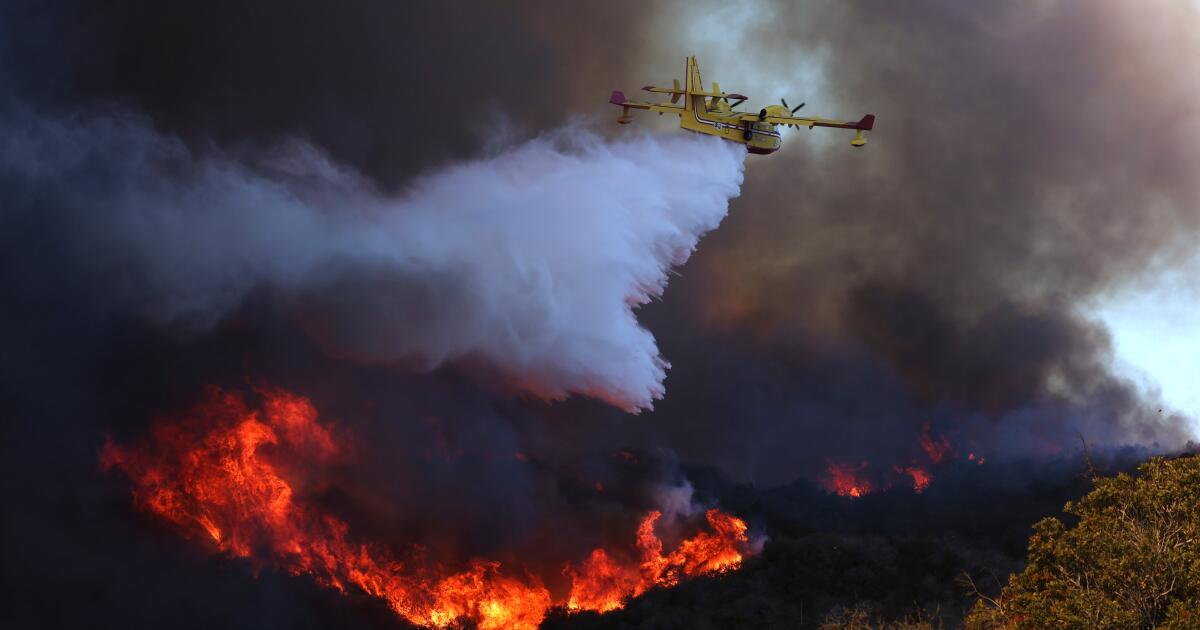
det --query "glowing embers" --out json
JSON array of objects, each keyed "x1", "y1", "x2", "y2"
[
  {"x1": 101, "y1": 386, "x2": 751, "y2": 629},
  {"x1": 918, "y1": 421, "x2": 952, "y2": 464},
  {"x1": 823, "y1": 461, "x2": 874, "y2": 497},
  {"x1": 893, "y1": 465, "x2": 933, "y2": 494},
  {"x1": 821, "y1": 423, "x2": 984, "y2": 498}
]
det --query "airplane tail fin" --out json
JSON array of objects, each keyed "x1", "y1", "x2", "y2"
[
  {"x1": 609, "y1": 91, "x2": 635, "y2": 124},
  {"x1": 685, "y1": 56, "x2": 701, "y2": 95},
  {"x1": 850, "y1": 115, "x2": 874, "y2": 147}
]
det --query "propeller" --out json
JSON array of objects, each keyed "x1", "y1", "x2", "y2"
[
  {"x1": 723, "y1": 92, "x2": 749, "y2": 110},
  {"x1": 781, "y1": 98, "x2": 805, "y2": 113}
]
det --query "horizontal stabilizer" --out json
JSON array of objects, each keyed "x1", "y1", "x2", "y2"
[
  {"x1": 642, "y1": 85, "x2": 685, "y2": 94},
  {"x1": 643, "y1": 80, "x2": 688, "y2": 104},
  {"x1": 692, "y1": 91, "x2": 748, "y2": 100},
  {"x1": 641, "y1": 86, "x2": 747, "y2": 100}
]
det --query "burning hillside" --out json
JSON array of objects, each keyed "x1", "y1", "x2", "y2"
[
  {"x1": 101, "y1": 386, "x2": 752, "y2": 629},
  {"x1": 820, "y1": 423, "x2": 984, "y2": 498}
]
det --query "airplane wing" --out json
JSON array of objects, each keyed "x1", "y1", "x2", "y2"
[
  {"x1": 738, "y1": 112, "x2": 875, "y2": 146},
  {"x1": 737, "y1": 112, "x2": 875, "y2": 131}
]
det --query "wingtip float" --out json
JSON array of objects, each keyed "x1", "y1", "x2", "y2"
[{"x1": 610, "y1": 56, "x2": 875, "y2": 153}]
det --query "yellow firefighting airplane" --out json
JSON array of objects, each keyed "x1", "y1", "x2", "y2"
[{"x1": 610, "y1": 56, "x2": 875, "y2": 154}]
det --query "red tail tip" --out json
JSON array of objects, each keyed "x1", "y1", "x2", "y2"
[
  {"x1": 858, "y1": 114, "x2": 875, "y2": 130},
  {"x1": 609, "y1": 90, "x2": 627, "y2": 105}
]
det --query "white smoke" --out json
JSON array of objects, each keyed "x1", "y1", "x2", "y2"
[{"x1": 1, "y1": 109, "x2": 745, "y2": 411}]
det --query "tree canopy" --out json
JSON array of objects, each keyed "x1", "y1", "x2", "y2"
[{"x1": 966, "y1": 455, "x2": 1200, "y2": 629}]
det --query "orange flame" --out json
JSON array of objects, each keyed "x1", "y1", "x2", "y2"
[
  {"x1": 823, "y1": 461, "x2": 874, "y2": 498},
  {"x1": 565, "y1": 508, "x2": 747, "y2": 612},
  {"x1": 918, "y1": 422, "x2": 953, "y2": 464},
  {"x1": 893, "y1": 465, "x2": 933, "y2": 493},
  {"x1": 820, "y1": 425, "x2": 979, "y2": 497},
  {"x1": 101, "y1": 386, "x2": 750, "y2": 629}
]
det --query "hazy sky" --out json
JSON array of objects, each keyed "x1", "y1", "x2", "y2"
[{"x1": 1093, "y1": 258, "x2": 1200, "y2": 433}]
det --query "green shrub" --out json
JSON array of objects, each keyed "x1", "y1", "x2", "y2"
[{"x1": 966, "y1": 456, "x2": 1200, "y2": 629}]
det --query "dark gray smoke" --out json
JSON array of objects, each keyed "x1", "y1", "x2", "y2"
[{"x1": 570, "y1": 0, "x2": 1199, "y2": 482}]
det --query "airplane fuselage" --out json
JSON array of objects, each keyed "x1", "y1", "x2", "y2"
[{"x1": 679, "y1": 95, "x2": 782, "y2": 155}]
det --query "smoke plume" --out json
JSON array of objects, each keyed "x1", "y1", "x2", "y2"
[{"x1": 0, "y1": 109, "x2": 744, "y2": 411}]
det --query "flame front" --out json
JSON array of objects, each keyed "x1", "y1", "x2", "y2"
[
  {"x1": 101, "y1": 386, "x2": 751, "y2": 629},
  {"x1": 565, "y1": 509, "x2": 747, "y2": 612},
  {"x1": 893, "y1": 465, "x2": 932, "y2": 493},
  {"x1": 918, "y1": 421, "x2": 953, "y2": 464},
  {"x1": 821, "y1": 423, "x2": 983, "y2": 498},
  {"x1": 823, "y1": 461, "x2": 874, "y2": 497}
]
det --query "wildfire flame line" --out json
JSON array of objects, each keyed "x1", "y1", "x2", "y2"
[
  {"x1": 101, "y1": 386, "x2": 751, "y2": 629},
  {"x1": 824, "y1": 461, "x2": 874, "y2": 498},
  {"x1": 918, "y1": 421, "x2": 953, "y2": 464},
  {"x1": 822, "y1": 422, "x2": 984, "y2": 498}
]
